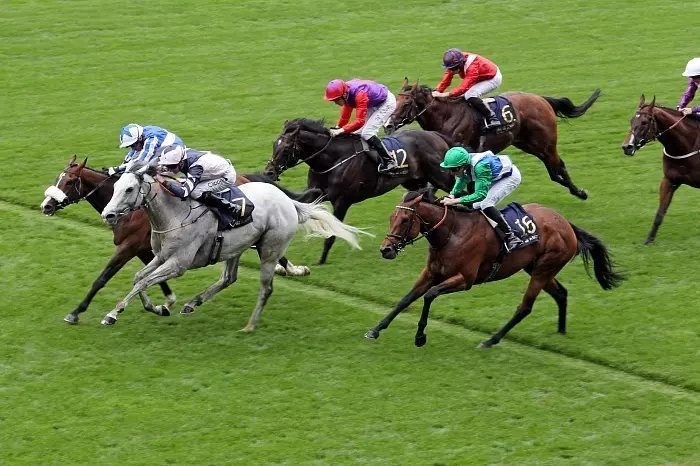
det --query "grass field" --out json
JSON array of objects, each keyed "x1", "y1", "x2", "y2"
[{"x1": 2, "y1": 0, "x2": 700, "y2": 464}]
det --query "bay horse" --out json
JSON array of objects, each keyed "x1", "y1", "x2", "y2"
[
  {"x1": 386, "y1": 79, "x2": 602, "y2": 200},
  {"x1": 263, "y1": 118, "x2": 456, "y2": 264},
  {"x1": 622, "y1": 95, "x2": 700, "y2": 244},
  {"x1": 41, "y1": 156, "x2": 322, "y2": 324},
  {"x1": 365, "y1": 189, "x2": 624, "y2": 348}
]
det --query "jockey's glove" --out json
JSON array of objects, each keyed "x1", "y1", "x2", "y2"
[{"x1": 106, "y1": 167, "x2": 118, "y2": 176}]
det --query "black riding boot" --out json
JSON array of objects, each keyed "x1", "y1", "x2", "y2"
[
  {"x1": 483, "y1": 206, "x2": 523, "y2": 253},
  {"x1": 367, "y1": 136, "x2": 403, "y2": 176},
  {"x1": 467, "y1": 97, "x2": 501, "y2": 130},
  {"x1": 200, "y1": 192, "x2": 240, "y2": 218}
]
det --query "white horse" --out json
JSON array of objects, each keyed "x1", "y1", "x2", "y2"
[{"x1": 100, "y1": 163, "x2": 372, "y2": 331}]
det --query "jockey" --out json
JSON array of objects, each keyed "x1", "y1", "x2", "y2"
[
  {"x1": 432, "y1": 48, "x2": 502, "y2": 130},
  {"x1": 439, "y1": 146, "x2": 523, "y2": 252},
  {"x1": 106, "y1": 124, "x2": 184, "y2": 176},
  {"x1": 678, "y1": 58, "x2": 700, "y2": 115},
  {"x1": 324, "y1": 78, "x2": 403, "y2": 176},
  {"x1": 157, "y1": 144, "x2": 243, "y2": 222}
]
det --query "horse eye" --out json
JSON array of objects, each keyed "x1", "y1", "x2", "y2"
[
  {"x1": 66, "y1": 179, "x2": 73, "y2": 185},
  {"x1": 125, "y1": 187, "x2": 134, "y2": 193}
]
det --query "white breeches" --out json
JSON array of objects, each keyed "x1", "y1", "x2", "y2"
[
  {"x1": 463, "y1": 69, "x2": 503, "y2": 100},
  {"x1": 353, "y1": 92, "x2": 397, "y2": 140},
  {"x1": 190, "y1": 166, "x2": 237, "y2": 199},
  {"x1": 472, "y1": 165, "x2": 521, "y2": 209}
]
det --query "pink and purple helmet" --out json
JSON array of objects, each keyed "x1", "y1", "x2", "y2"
[
  {"x1": 324, "y1": 79, "x2": 348, "y2": 101},
  {"x1": 442, "y1": 48, "x2": 465, "y2": 70}
]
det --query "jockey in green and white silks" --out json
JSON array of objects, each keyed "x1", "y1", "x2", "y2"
[{"x1": 440, "y1": 146, "x2": 523, "y2": 252}]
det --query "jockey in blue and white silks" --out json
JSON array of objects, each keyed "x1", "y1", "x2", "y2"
[{"x1": 107, "y1": 124, "x2": 184, "y2": 175}]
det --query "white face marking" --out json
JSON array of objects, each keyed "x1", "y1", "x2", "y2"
[
  {"x1": 635, "y1": 114, "x2": 640, "y2": 119},
  {"x1": 277, "y1": 139, "x2": 282, "y2": 146}
]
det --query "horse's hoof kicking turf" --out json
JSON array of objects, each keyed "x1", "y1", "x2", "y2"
[
  {"x1": 415, "y1": 334, "x2": 427, "y2": 347},
  {"x1": 101, "y1": 316, "x2": 117, "y2": 326},
  {"x1": 180, "y1": 305, "x2": 195, "y2": 315},
  {"x1": 64, "y1": 314, "x2": 79, "y2": 325},
  {"x1": 364, "y1": 329, "x2": 379, "y2": 339}
]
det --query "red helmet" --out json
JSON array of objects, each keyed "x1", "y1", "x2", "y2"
[
  {"x1": 324, "y1": 79, "x2": 348, "y2": 101},
  {"x1": 442, "y1": 48, "x2": 465, "y2": 70}
]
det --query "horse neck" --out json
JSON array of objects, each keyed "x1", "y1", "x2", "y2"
[
  {"x1": 142, "y1": 180, "x2": 193, "y2": 232},
  {"x1": 80, "y1": 167, "x2": 115, "y2": 213},
  {"x1": 655, "y1": 108, "x2": 700, "y2": 154},
  {"x1": 417, "y1": 201, "x2": 465, "y2": 248},
  {"x1": 417, "y1": 95, "x2": 464, "y2": 133},
  {"x1": 298, "y1": 130, "x2": 341, "y2": 172}
]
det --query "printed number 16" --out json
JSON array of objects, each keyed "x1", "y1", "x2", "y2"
[{"x1": 514, "y1": 216, "x2": 536, "y2": 235}]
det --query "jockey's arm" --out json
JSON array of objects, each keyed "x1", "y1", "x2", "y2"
[
  {"x1": 337, "y1": 104, "x2": 353, "y2": 128},
  {"x1": 457, "y1": 164, "x2": 493, "y2": 204},
  {"x1": 341, "y1": 92, "x2": 369, "y2": 133},
  {"x1": 163, "y1": 167, "x2": 203, "y2": 198},
  {"x1": 679, "y1": 79, "x2": 697, "y2": 108},
  {"x1": 114, "y1": 149, "x2": 136, "y2": 172},
  {"x1": 450, "y1": 175, "x2": 469, "y2": 196},
  {"x1": 449, "y1": 66, "x2": 479, "y2": 98},
  {"x1": 435, "y1": 70, "x2": 454, "y2": 93}
]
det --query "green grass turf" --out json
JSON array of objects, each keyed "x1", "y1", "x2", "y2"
[{"x1": 2, "y1": 0, "x2": 700, "y2": 464}]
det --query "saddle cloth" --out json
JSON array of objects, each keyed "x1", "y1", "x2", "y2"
[
  {"x1": 482, "y1": 202, "x2": 539, "y2": 251},
  {"x1": 482, "y1": 95, "x2": 517, "y2": 132},
  {"x1": 208, "y1": 186, "x2": 255, "y2": 231}
]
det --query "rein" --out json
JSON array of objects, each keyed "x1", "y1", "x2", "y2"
[
  {"x1": 149, "y1": 176, "x2": 209, "y2": 234},
  {"x1": 638, "y1": 110, "x2": 700, "y2": 158},
  {"x1": 386, "y1": 204, "x2": 450, "y2": 251},
  {"x1": 270, "y1": 131, "x2": 359, "y2": 176},
  {"x1": 392, "y1": 91, "x2": 434, "y2": 131}
]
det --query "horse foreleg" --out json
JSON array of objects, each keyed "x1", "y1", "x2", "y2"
[
  {"x1": 414, "y1": 274, "x2": 468, "y2": 347},
  {"x1": 101, "y1": 258, "x2": 186, "y2": 326},
  {"x1": 240, "y1": 258, "x2": 277, "y2": 333},
  {"x1": 318, "y1": 200, "x2": 350, "y2": 265},
  {"x1": 645, "y1": 177, "x2": 679, "y2": 245},
  {"x1": 181, "y1": 256, "x2": 240, "y2": 315},
  {"x1": 478, "y1": 272, "x2": 549, "y2": 348},
  {"x1": 137, "y1": 251, "x2": 176, "y2": 316},
  {"x1": 365, "y1": 268, "x2": 436, "y2": 340},
  {"x1": 64, "y1": 244, "x2": 136, "y2": 324}
]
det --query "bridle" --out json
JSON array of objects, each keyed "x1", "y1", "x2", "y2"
[
  {"x1": 631, "y1": 107, "x2": 689, "y2": 151},
  {"x1": 385, "y1": 204, "x2": 450, "y2": 252},
  {"x1": 268, "y1": 130, "x2": 334, "y2": 177},
  {"x1": 50, "y1": 167, "x2": 113, "y2": 211},
  {"x1": 390, "y1": 89, "x2": 434, "y2": 132}
]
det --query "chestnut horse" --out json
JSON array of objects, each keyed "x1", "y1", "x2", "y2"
[
  {"x1": 41, "y1": 156, "x2": 321, "y2": 324},
  {"x1": 365, "y1": 189, "x2": 623, "y2": 348},
  {"x1": 386, "y1": 79, "x2": 601, "y2": 200},
  {"x1": 622, "y1": 95, "x2": 700, "y2": 244}
]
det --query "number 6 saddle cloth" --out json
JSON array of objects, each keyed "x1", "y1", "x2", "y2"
[
  {"x1": 482, "y1": 202, "x2": 540, "y2": 251},
  {"x1": 482, "y1": 95, "x2": 517, "y2": 133}
]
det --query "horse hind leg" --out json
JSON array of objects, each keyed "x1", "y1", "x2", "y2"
[
  {"x1": 274, "y1": 256, "x2": 311, "y2": 277},
  {"x1": 523, "y1": 264, "x2": 568, "y2": 334},
  {"x1": 513, "y1": 140, "x2": 588, "y2": 200},
  {"x1": 180, "y1": 256, "x2": 240, "y2": 315},
  {"x1": 240, "y1": 258, "x2": 277, "y2": 333}
]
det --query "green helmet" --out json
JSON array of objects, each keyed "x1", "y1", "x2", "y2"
[{"x1": 440, "y1": 147, "x2": 471, "y2": 169}]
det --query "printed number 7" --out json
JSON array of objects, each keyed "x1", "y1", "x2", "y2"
[{"x1": 514, "y1": 216, "x2": 536, "y2": 235}]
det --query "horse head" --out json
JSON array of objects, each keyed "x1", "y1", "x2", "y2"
[
  {"x1": 101, "y1": 163, "x2": 154, "y2": 225},
  {"x1": 264, "y1": 118, "x2": 331, "y2": 180},
  {"x1": 386, "y1": 78, "x2": 432, "y2": 134},
  {"x1": 622, "y1": 95, "x2": 659, "y2": 156},
  {"x1": 41, "y1": 155, "x2": 90, "y2": 215}
]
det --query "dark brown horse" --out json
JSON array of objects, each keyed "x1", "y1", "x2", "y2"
[
  {"x1": 386, "y1": 79, "x2": 602, "y2": 200},
  {"x1": 263, "y1": 118, "x2": 456, "y2": 264},
  {"x1": 41, "y1": 156, "x2": 321, "y2": 324},
  {"x1": 365, "y1": 189, "x2": 623, "y2": 348},
  {"x1": 622, "y1": 95, "x2": 700, "y2": 244}
]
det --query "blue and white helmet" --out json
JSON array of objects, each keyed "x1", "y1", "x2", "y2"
[
  {"x1": 119, "y1": 123, "x2": 144, "y2": 148},
  {"x1": 158, "y1": 144, "x2": 186, "y2": 166}
]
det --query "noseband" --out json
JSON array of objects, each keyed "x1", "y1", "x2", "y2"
[
  {"x1": 385, "y1": 204, "x2": 449, "y2": 252},
  {"x1": 50, "y1": 169, "x2": 112, "y2": 211}
]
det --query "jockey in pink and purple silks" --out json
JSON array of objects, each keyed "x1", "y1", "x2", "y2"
[{"x1": 678, "y1": 58, "x2": 700, "y2": 115}]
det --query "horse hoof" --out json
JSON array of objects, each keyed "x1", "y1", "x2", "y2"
[
  {"x1": 274, "y1": 264, "x2": 287, "y2": 276},
  {"x1": 577, "y1": 189, "x2": 589, "y2": 200},
  {"x1": 415, "y1": 334, "x2": 427, "y2": 347},
  {"x1": 180, "y1": 304, "x2": 195, "y2": 315},
  {"x1": 239, "y1": 326, "x2": 255, "y2": 333},
  {"x1": 64, "y1": 314, "x2": 79, "y2": 325},
  {"x1": 297, "y1": 266, "x2": 311, "y2": 276},
  {"x1": 364, "y1": 329, "x2": 380, "y2": 339},
  {"x1": 155, "y1": 305, "x2": 171, "y2": 317},
  {"x1": 477, "y1": 341, "x2": 493, "y2": 349},
  {"x1": 643, "y1": 239, "x2": 655, "y2": 246},
  {"x1": 101, "y1": 316, "x2": 117, "y2": 326}
]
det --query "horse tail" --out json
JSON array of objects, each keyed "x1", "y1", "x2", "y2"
[
  {"x1": 291, "y1": 199, "x2": 374, "y2": 249},
  {"x1": 569, "y1": 222, "x2": 625, "y2": 290},
  {"x1": 242, "y1": 172, "x2": 324, "y2": 203},
  {"x1": 543, "y1": 88, "x2": 602, "y2": 118}
]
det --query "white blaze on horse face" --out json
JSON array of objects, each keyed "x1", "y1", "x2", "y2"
[{"x1": 40, "y1": 173, "x2": 68, "y2": 210}]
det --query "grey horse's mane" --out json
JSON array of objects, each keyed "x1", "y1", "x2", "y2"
[{"x1": 125, "y1": 162, "x2": 158, "y2": 176}]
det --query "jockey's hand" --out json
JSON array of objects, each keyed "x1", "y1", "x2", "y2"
[
  {"x1": 680, "y1": 107, "x2": 693, "y2": 115},
  {"x1": 440, "y1": 197, "x2": 461, "y2": 206},
  {"x1": 432, "y1": 91, "x2": 450, "y2": 98},
  {"x1": 329, "y1": 128, "x2": 345, "y2": 137},
  {"x1": 105, "y1": 167, "x2": 118, "y2": 176}
]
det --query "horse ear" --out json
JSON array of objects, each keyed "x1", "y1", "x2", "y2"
[
  {"x1": 411, "y1": 79, "x2": 419, "y2": 90},
  {"x1": 639, "y1": 94, "x2": 646, "y2": 108},
  {"x1": 77, "y1": 157, "x2": 88, "y2": 170},
  {"x1": 650, "y1": 95, "x2": 656, "y2": 109},
  {"x1": 136, "y1": 164, "x2": 150, "y2": 175},
  {"x1": 403, "y1": 77, "x2": 409, "y2": 87},
  {"x1": 69, "y1": 154, "x2": 77, "y2": 165}
]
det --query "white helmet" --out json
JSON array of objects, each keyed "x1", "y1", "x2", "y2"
[
  {"x1": 682, "y1": 58, "x2": 700, "y2": 77},
  {"x1": 158, "y1": 144, "x2": 186, "y2": 166},
  {"x1": 119, "y1": 123, "x2": 144, "y2": 148}
]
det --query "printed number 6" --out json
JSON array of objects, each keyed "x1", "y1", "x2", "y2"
[{"x1": 501, "y1": 107, "x2": 514, "y2": 123}]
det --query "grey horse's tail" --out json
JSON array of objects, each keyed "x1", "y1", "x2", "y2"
[{"x1": 291, "y1": 200, "x2": 374, "y2": 249}]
